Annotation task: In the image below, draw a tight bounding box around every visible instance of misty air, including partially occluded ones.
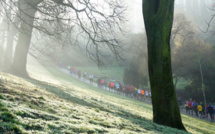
[0,0,215,133]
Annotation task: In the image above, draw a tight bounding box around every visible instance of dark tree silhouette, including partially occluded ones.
[142,0,186,130]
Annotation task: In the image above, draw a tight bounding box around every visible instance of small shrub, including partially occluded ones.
[10,124,22,133]
[23,123,43,131]
[0,122,22,134]
[89,120,100,125]
[0,111,17,123]
[0,103,8,112]
[15,111,36,119]
[79,126,94,133]
[72,115,81,120]
[0,104,22,133]
[95,128,108,133]
[0,94,5,100]
[38,96,45,100]
[100,122,113,128]
[48,108,57,114]
[48,124,58,129]
[31,100,40,106]
[93,117,104,121]
[8,97,15,102]
[94,108,100,112]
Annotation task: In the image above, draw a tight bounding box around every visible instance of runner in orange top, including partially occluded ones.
[141,89,144,101]
[141,89,144,95]
[110,82,114,88]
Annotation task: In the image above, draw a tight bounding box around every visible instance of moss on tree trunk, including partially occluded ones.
[143,0,186,130]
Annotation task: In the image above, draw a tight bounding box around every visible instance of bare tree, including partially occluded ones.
[5,0,42,77]
[199,3,215,35]
[173,37,213,114]
[171,14,195,89]
[1,0,125,77]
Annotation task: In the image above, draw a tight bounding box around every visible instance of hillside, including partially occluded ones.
[0,58,215,134]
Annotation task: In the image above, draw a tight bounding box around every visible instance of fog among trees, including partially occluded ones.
[0,0,215,133]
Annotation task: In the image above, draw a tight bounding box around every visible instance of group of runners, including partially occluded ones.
[178,98,215,121]
[67,66,84,79]
[100,79,151,100]
[65,65,151,102]
[61,64,215,122]
[96,78,152,101]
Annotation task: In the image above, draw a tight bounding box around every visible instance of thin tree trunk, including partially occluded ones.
[143,0,186,130]
[0,31,6,65]
[9,0,41,77]
[199,60,206,115]
[4,26,16,69]
[3,1,19,69]
[174,77,181,90]
[1,1,13,68]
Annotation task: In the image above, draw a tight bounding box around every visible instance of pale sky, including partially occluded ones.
[125,0,214,33]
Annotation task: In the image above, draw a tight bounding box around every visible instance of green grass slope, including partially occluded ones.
[0,59,214,133]
[76,66,124,81]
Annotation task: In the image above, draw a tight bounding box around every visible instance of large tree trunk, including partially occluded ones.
[10,22,34,77]
[142,0,186,130]
[9,0,41,77]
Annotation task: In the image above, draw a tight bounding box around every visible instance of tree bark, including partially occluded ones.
[143,0,186,130]
[9,0,41,77]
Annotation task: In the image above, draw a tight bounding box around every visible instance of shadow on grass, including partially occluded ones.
[25,78,166,133]
[26,66,169,133]
[26,65,186,133]
[26,78,114,112]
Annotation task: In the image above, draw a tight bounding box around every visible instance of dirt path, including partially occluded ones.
[180,108,215,123]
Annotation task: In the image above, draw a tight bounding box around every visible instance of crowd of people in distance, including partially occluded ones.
[58,63,215,122]
[60,64,152,102]
[178,97,215,121]
[96,78,152,101]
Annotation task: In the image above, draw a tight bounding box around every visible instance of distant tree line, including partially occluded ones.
[171,14,215,103]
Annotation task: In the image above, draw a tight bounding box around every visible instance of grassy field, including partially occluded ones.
[174,78,190,90]
[0,58,214,133]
